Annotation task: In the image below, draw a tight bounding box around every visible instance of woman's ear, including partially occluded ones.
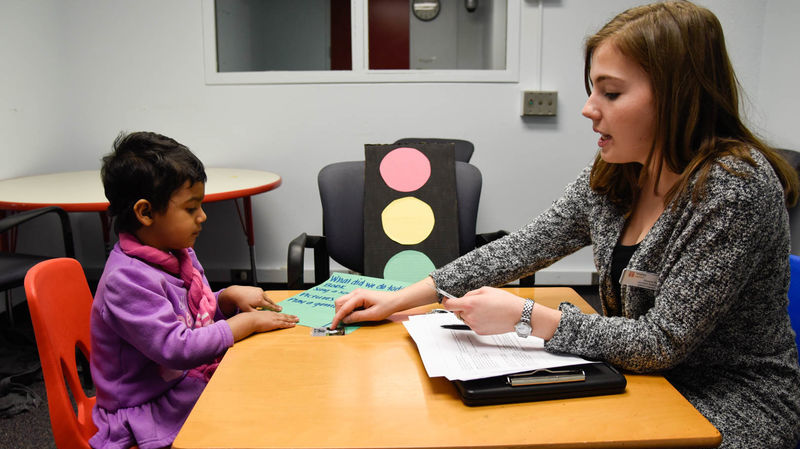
[133,199,154,226]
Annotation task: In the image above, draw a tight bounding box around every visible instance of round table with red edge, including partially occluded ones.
[0,168,281,285]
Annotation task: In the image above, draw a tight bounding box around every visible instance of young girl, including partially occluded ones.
[332,2,800,448]
[90,131,299,449]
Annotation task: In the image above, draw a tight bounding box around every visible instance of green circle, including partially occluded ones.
[383,250,436,283]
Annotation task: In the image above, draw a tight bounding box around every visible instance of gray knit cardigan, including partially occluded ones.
[431,150,800,448]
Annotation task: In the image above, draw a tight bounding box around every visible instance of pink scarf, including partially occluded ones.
[118,232,219,380]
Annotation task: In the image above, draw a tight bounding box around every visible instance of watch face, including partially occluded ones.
[515,321,532,337]
[412,0,440,21]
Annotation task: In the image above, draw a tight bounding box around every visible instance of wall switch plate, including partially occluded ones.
[522,91,557,116]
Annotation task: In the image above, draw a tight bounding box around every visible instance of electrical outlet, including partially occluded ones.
[522,91,557,116]
[230,269,252,285]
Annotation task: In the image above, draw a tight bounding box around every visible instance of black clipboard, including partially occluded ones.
[452,362,626,406]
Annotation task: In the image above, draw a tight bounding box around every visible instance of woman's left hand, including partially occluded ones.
[219,285,282,316]
[442,286,525,335]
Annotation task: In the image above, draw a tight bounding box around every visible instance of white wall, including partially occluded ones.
[2,0,797,297]
[755,0,800,253]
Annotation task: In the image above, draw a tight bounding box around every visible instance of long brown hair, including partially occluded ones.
[585,1,798,210]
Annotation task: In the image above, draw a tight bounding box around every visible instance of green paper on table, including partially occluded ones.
[279,273,410,334]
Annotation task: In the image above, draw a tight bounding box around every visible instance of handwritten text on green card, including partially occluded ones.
[278,273,410,330]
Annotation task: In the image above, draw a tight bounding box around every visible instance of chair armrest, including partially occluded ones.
[0,206,74,257]
[287,233,329,290]
[518,272,536,287]
[475,229,535,286]
[476,230,509,247]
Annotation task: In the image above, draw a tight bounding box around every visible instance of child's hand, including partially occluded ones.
[227,310,299,341]
[251,310,300,333]
[219,285,282,316]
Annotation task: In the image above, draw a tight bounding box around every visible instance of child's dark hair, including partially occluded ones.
[101,131,207,234]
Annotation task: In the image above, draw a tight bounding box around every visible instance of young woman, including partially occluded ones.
[331,2,800,447]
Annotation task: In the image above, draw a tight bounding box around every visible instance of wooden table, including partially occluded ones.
[0,168,281,284]
[173,287,721,449]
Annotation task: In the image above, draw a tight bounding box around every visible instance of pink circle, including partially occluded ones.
[379,147,431,192]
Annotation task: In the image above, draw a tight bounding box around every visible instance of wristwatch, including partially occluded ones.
[514,298,535,338]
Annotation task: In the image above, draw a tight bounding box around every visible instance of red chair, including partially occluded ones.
[24,257,97,449]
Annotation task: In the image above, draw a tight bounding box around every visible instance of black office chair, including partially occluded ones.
[0,206,74,326]
[394,138,474,163]
[287,160,534,289]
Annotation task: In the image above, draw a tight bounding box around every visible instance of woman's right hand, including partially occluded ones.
[331,277,441,329]
[331,288,398,328]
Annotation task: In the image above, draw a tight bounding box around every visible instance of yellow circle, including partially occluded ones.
[381,197,435,245]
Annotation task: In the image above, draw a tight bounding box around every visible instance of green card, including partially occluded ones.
[278,273,410,333]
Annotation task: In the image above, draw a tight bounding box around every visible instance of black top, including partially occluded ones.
[611,242,640,300]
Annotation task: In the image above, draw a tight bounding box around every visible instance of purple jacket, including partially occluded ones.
[89,243,234,449]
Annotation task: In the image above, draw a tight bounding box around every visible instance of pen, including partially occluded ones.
[437,288,457,299]
[441,324,472,330]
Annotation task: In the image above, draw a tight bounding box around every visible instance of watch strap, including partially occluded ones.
[521,298,534,324]
[514,298,535,338]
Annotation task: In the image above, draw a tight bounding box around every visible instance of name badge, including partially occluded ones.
[619,268,658,290]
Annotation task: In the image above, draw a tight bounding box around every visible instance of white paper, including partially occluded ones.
[403,311,591,381]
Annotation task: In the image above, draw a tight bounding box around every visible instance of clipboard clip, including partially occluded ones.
[311,326,345,336]
[506,368,586,387]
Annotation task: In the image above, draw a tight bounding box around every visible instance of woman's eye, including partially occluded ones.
[187,208,197,213]
[604,92,620,100]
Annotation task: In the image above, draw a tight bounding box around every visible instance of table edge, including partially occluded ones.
[203,177,282,203]
[0,200,110,212]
